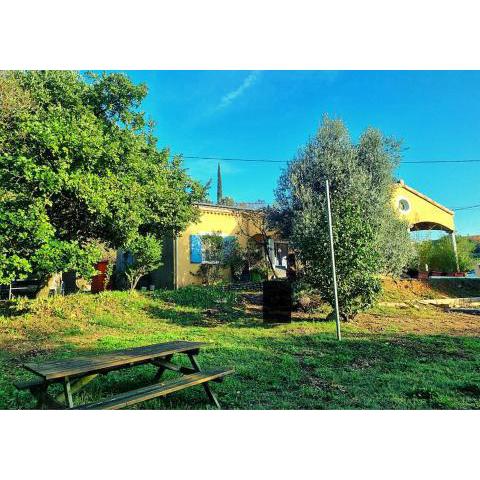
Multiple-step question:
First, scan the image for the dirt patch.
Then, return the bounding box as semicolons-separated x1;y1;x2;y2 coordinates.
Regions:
239;288;480;336
355;309;480;336
381;277;448;301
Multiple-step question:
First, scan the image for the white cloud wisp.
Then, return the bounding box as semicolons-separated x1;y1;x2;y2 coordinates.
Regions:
217;71;260;110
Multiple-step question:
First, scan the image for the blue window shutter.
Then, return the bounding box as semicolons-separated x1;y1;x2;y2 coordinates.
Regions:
190;235;203;263
223;236;236;254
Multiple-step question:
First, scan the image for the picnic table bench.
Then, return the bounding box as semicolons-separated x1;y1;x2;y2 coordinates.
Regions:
15;341;233;409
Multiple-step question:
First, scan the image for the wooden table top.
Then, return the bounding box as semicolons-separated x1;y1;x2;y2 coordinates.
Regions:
24;341;205;380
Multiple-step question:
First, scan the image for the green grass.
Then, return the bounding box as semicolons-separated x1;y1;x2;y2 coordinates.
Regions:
0;286;479;409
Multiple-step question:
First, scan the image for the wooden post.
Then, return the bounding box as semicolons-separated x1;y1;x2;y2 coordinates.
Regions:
55;374;98;403
326;180;342;341
188;353;220;409
63;377;74;408
153;354;173;382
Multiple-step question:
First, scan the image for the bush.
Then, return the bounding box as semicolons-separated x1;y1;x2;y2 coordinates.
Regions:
124;235;162;290
292;280;324;312
415;235;475;273
154;285;237;309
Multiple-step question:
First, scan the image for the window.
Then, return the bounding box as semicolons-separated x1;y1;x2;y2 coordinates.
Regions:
202;235;223;264
190;234;236;264
274;242;288;268
398;198;410;213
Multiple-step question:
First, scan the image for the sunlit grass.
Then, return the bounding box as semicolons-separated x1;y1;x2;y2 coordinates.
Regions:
0;286;479;410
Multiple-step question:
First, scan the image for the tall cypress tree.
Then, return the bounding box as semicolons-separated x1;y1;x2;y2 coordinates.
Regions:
217;162;223;204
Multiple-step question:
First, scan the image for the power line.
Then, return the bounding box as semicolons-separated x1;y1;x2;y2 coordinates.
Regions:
182;155;284;163
402;159;480;164
176;154;480;212
178;154;480;165
452;203;480;211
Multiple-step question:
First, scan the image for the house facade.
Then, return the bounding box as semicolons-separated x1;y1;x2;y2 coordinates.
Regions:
392;179;459;270
116;180;458;289
392;180;455;233
117;203;287;290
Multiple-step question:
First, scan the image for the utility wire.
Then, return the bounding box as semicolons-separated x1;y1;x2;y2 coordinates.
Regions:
176;154;480;211
182;155;284;163
178;154;480;165
452;203;480;211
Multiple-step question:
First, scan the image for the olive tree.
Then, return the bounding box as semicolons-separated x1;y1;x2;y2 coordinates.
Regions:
274;116;415;320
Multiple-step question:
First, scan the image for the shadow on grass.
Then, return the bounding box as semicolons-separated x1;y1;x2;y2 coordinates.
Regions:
143;302;269;329
427;278;480;298
0;300;30;318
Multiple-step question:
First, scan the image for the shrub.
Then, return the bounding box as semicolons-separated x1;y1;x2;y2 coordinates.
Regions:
415;235;475;273
154;285;237;309
124;235;162;291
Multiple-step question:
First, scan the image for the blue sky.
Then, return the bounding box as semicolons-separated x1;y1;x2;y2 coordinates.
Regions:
124;71;480;235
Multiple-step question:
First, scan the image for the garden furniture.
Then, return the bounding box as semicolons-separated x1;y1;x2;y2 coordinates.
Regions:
15;341;233;409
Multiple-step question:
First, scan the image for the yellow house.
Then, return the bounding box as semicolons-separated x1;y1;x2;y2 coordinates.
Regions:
144;203;287;289
392;180;458;270
392;180;455;233
119;180;457;289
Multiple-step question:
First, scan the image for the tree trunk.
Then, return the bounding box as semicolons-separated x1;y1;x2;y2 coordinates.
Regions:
263;240;278;279
326;310;353;322
35;273;61;298
130;274;143;291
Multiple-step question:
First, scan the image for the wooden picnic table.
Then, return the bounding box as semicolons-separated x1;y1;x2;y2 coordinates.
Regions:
16;341;233;409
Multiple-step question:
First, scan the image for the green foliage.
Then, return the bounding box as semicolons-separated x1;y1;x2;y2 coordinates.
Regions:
222;238;247;280
376;208;416;276
275;116;414;319
124;235;163;290
194;233;225;285
294;199;381;320
194;233;264;284
0;71;204;284
154;284;237;309
219;196;235;206
415;235;476;273
31;240;101;281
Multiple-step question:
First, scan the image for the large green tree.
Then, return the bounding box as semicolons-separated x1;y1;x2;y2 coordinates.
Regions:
273;116;415;320
0;71;204;287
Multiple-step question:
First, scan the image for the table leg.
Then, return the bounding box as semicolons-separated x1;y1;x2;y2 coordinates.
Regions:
187;353;221;409
55;374;98;403
33;384;48;409
30;383;64;409
153;354;173;382
63;377;74;408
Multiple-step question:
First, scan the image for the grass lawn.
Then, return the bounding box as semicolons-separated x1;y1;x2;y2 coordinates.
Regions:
1;284;479;409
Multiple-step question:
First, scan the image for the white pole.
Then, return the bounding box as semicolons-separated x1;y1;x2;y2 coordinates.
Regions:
326;180;341;341
451;231;460;273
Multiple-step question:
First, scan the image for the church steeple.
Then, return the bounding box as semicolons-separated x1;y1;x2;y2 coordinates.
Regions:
217;162;223;204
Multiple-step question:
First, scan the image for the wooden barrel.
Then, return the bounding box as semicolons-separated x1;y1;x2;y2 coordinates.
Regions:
263;280;292;323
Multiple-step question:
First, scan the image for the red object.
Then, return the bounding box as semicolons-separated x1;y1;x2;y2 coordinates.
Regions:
430;271;443;277
451;272;466;277
91;260;110;294
418;271;429;280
